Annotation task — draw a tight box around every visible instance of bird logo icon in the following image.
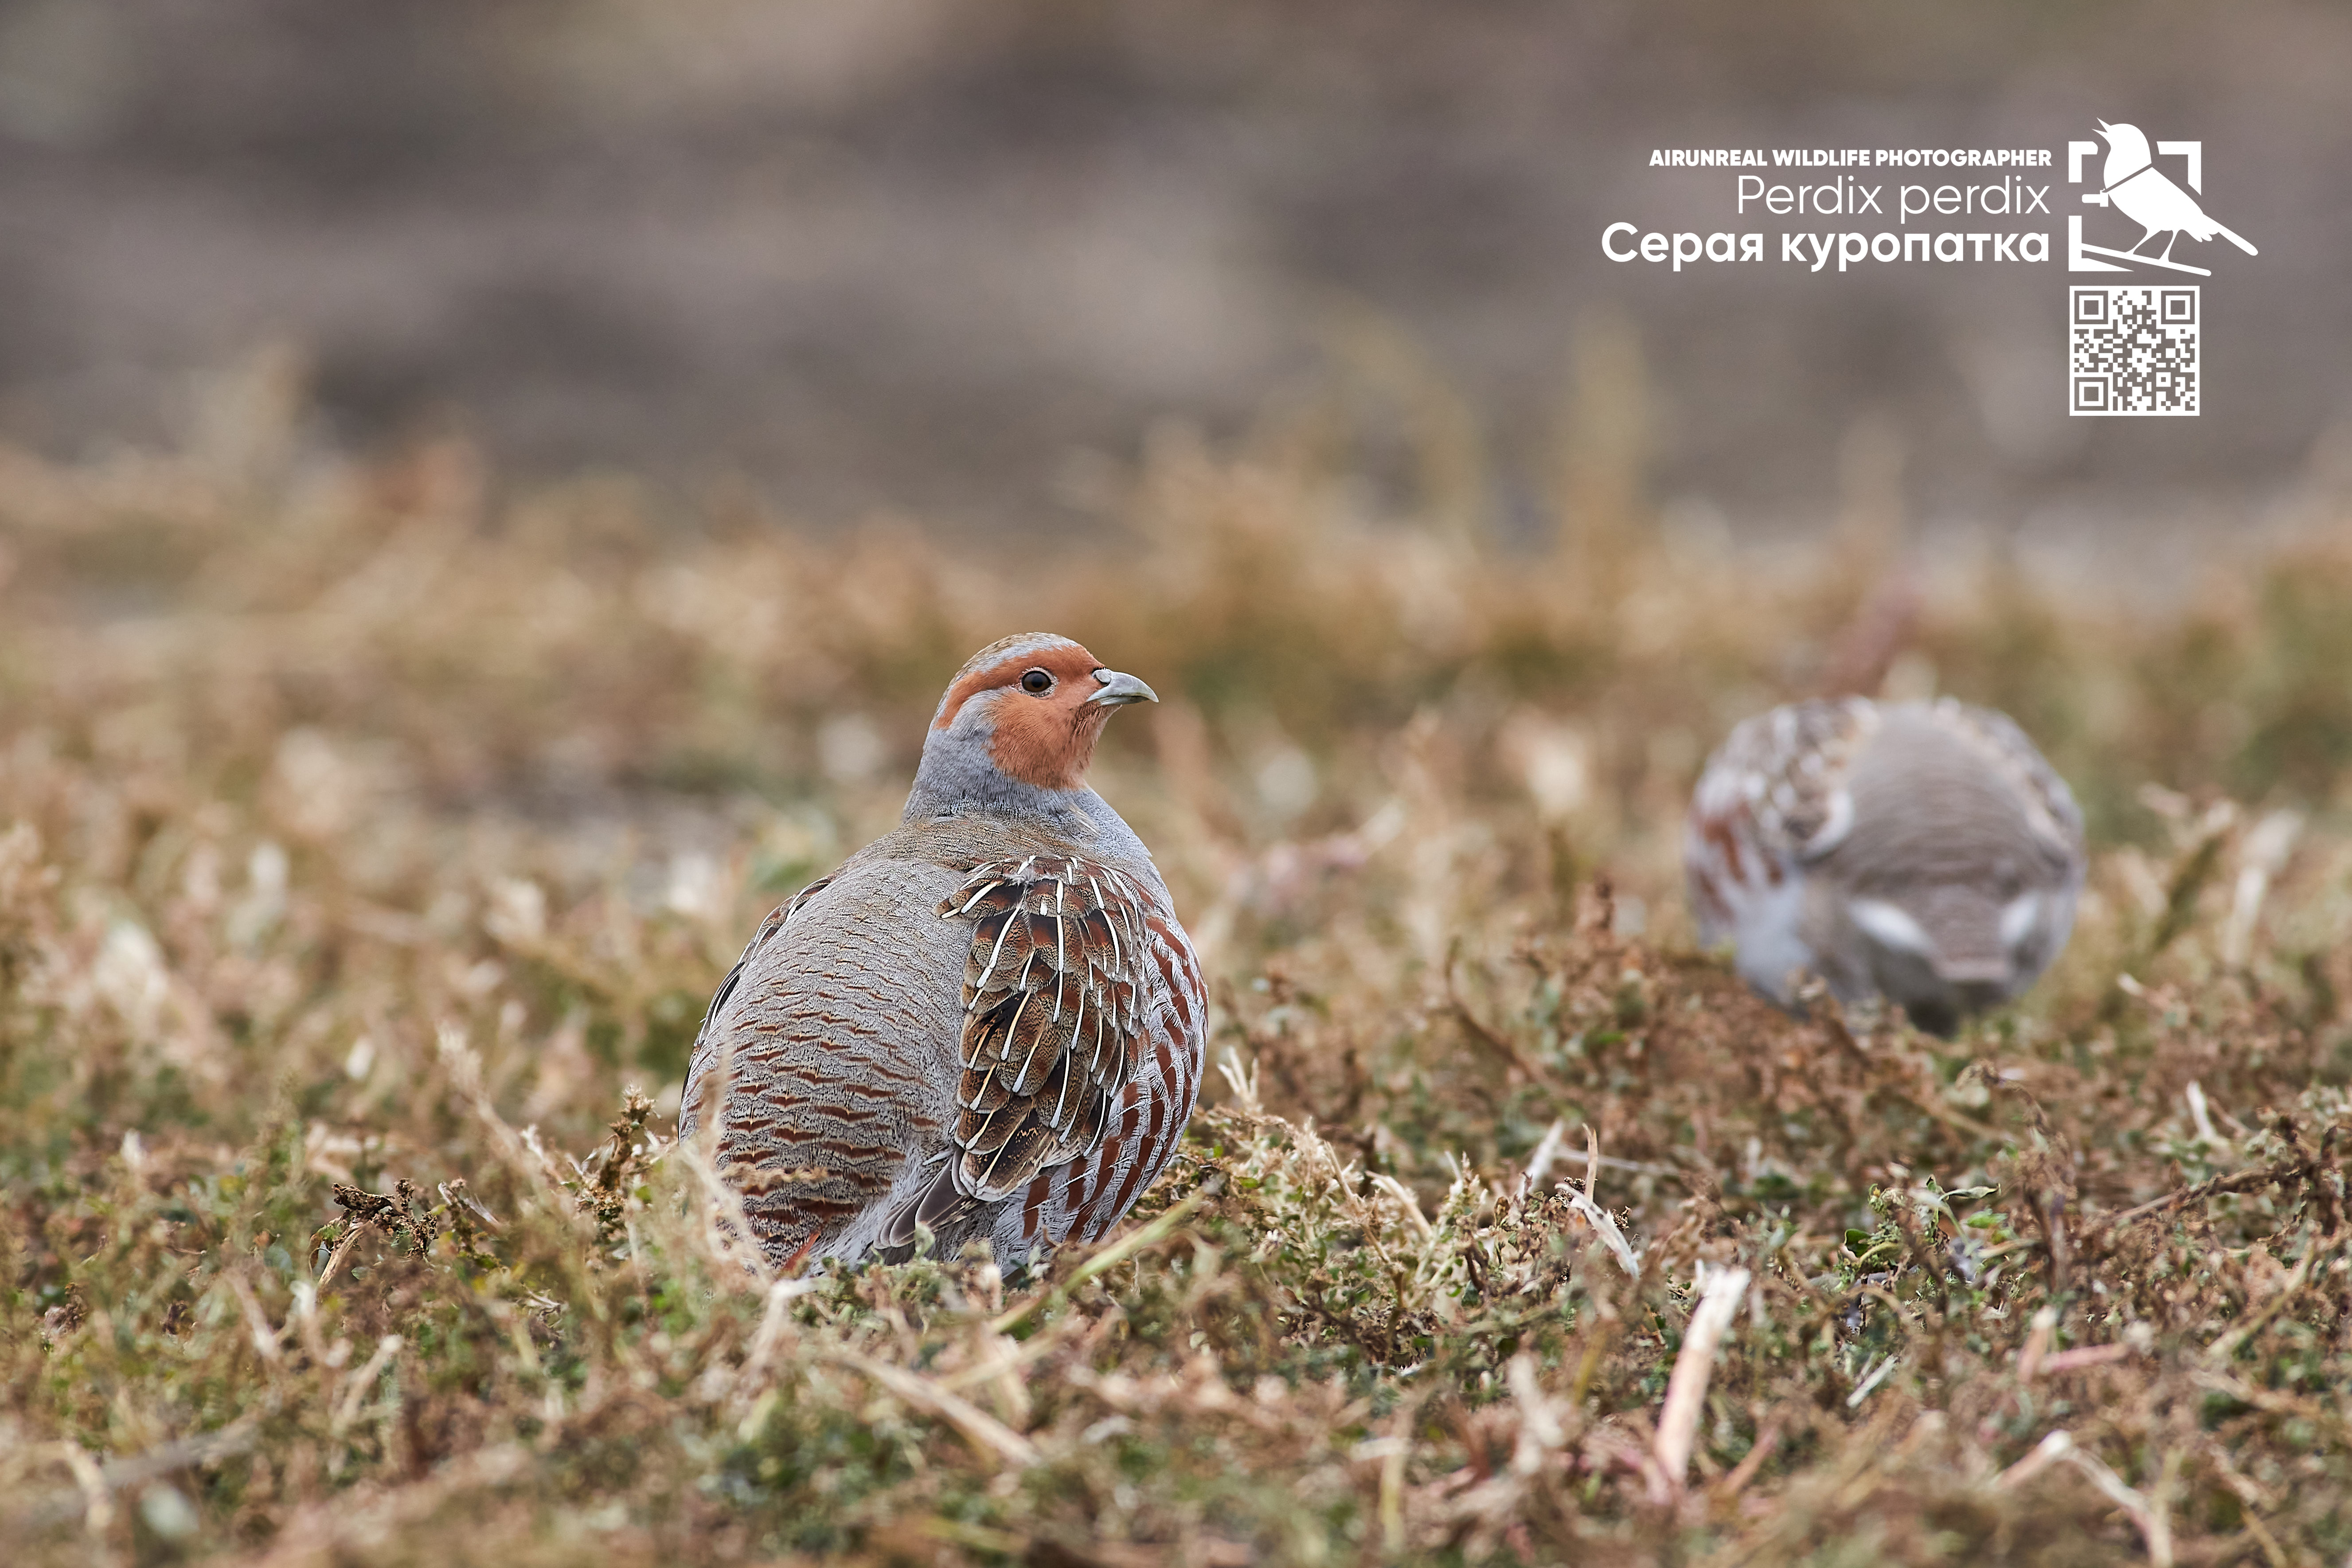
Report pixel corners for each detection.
[2068,121,2256,276]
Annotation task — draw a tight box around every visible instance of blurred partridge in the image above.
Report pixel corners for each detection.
[1684,696,2085,1035]
[680,634,1206,1272]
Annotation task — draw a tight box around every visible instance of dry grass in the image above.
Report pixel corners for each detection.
[4,357,2352,1565]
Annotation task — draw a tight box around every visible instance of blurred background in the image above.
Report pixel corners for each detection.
[7,13,2352,1554]
[0,0,2348,563]
[0,0,2348,1150]
[4,18,2352,1556]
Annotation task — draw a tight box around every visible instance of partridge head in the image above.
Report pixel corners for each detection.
[680,633,1206,1274]
[1685,696,2085,1035]
[906,633,1162,820]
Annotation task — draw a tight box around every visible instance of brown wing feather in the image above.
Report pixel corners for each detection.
[939,854,1153,1203]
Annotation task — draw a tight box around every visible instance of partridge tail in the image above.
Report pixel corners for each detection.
[2216,223,2257,255]
[876,1156,981,1260]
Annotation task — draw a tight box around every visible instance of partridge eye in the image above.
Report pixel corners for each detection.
[1020,668,1053,695]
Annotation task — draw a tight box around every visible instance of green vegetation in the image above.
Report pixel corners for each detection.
[4,368,2352,1564]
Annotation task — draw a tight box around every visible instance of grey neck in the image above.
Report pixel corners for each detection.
[900,738,1148,863]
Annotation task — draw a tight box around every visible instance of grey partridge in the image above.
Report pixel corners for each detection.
[680,634,1207,1272]
[1684,696,2085,1035]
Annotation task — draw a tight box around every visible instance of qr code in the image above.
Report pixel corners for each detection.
[2070,287,2198,416]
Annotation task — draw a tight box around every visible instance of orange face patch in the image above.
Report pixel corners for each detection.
[935,638,1122,791]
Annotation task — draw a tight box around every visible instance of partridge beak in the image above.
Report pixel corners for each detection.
[1085,669,1158,708]
[2095,120,2113,138]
